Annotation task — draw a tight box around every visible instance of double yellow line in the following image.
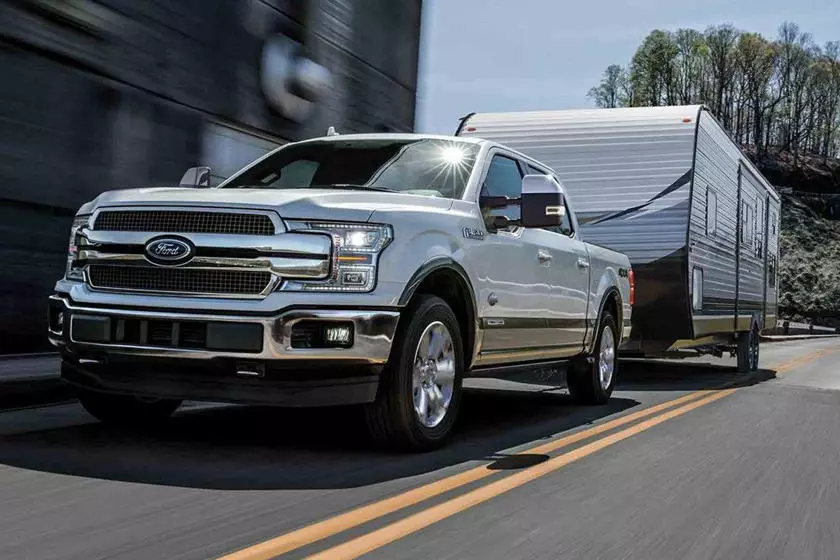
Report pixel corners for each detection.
[219,349,831,560]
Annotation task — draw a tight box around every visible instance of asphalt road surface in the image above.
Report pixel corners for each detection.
[1,338,839,560]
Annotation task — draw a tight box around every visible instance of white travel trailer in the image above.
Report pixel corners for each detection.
[456,105,781,372]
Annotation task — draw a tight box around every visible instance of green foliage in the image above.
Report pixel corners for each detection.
[587,65,628,108]
[591,22,840,162]
[778,194,840,325]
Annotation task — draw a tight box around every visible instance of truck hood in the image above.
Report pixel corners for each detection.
[80,187,454,223]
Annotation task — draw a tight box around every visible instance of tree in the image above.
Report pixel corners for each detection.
[674,28,708,104]
[705,24,740,128]
[629,30,680,106]
[587,65,628,108]
[736,32,776,153]
[589,21,840,163]
[812,42,840,161]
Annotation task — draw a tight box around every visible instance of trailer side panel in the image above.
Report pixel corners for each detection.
[689,110,780,337]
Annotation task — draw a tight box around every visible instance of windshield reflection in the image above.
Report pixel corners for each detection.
[221,138,480,199]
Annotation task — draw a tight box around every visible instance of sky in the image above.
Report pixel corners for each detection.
[415,0,839,134]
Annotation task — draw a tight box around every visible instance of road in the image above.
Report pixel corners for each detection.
[0,337,838,560]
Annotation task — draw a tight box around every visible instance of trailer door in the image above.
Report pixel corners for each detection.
[736,164,767,331]
[764,202,780,328]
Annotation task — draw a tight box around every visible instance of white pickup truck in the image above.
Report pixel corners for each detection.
[48,132,634,450]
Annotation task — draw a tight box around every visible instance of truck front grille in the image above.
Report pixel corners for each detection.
[93,210,275,235]
[88,265,272,296]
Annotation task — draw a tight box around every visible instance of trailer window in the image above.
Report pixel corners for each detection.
[706,190,718,236]
[756,200,765,258]
[741,201,754,247]
[769,255,777,287]
[692,267,703,311]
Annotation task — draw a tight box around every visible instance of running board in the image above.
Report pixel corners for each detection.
[467,358,576,386]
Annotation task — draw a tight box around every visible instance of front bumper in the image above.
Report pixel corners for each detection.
[48,294,401,406]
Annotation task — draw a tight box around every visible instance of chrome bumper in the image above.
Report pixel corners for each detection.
[48,294,400,364]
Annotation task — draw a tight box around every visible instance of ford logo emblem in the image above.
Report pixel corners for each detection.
[144,237,194,266]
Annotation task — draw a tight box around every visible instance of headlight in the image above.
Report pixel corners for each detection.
[65,215,90,281]
[283,221,393,292]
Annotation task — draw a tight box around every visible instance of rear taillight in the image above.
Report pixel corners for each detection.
[628,269,635,306]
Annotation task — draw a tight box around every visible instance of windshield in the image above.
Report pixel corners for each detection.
[220,138,480,199]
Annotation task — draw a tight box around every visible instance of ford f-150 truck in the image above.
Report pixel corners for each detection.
[48,132,634,450]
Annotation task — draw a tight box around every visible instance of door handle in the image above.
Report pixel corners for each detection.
[537,250,552,264]
[577,258,589,269]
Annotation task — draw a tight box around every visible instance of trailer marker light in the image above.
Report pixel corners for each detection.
[682,118,692,123]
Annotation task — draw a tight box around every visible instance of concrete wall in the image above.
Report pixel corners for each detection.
[0,0,422,353]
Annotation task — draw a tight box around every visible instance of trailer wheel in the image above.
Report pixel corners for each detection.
[568,311,618,405]
[736,326,760,373]
[364,295,464,451]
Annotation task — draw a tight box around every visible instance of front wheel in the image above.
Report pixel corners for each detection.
[364,295,464,451]
[76,388,182,427]
[568,312,618,405]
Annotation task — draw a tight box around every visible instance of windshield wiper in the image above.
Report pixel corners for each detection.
[314,183,396,192]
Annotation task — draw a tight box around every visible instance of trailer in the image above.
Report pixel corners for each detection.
[456,105,781,372]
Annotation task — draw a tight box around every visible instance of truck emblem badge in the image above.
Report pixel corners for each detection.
[144,237,194,266]
[462,226,485,240]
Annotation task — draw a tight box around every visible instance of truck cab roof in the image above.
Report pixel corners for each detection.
[294,132,487,145]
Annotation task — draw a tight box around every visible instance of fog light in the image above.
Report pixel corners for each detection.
[48,301,66,334]
[325,324,353,347]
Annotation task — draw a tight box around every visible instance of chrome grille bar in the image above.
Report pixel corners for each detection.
[77,250,330,279]
[82,230,331,257]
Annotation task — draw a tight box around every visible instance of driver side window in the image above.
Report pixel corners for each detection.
[481,154,523,223]
[526,163,573,237]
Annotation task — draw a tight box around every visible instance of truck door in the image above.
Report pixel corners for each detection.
[524,164,590,355]
[465,151,557,363]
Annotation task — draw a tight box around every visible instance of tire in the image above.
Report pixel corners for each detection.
[76,388,182,427]
[364,294,464,451]
[737,326,760,373]
[568,311,618,405]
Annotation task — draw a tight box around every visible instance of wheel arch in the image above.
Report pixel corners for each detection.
[587,287,623,355]
[398,257,478,370]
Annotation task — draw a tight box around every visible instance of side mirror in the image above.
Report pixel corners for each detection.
[179,166,211,188]
[520,174,566,228]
